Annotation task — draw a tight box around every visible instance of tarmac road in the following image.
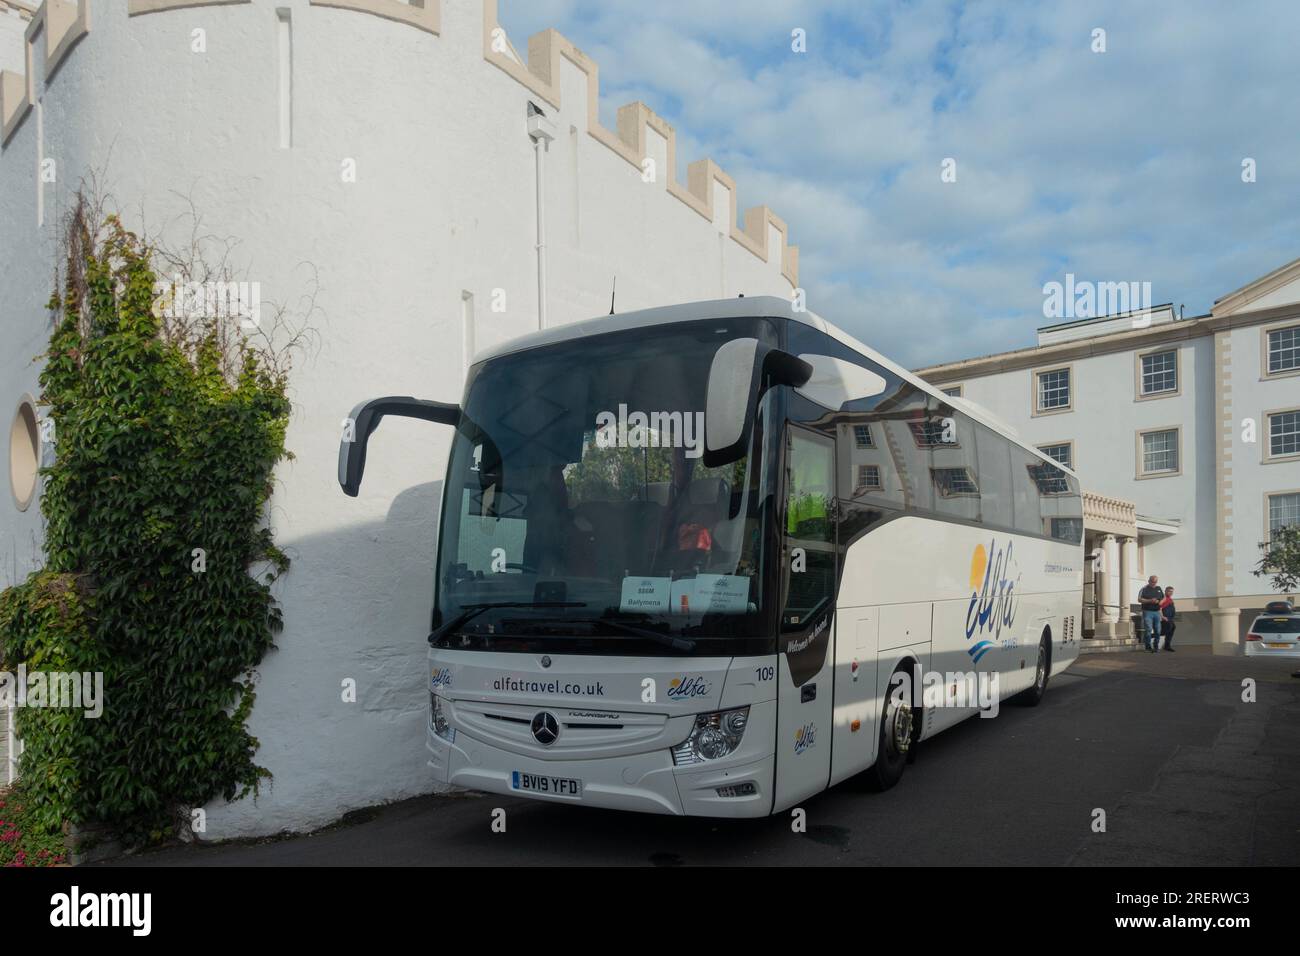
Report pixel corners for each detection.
[107,647,1300,866]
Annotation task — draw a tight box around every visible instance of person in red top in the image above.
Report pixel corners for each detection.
[659,446,714,573]
[1158,585,1177,652]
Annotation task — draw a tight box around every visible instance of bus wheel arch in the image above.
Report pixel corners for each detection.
[1013,626,1052,706]
[864,656,920,791]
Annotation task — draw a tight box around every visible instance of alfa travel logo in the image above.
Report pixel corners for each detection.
[964,539,1020,664]
[666,675,711,700]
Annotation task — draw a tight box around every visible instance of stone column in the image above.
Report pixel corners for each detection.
[1211,607,1241,657]
[1082,535,1096,632]
[1096,534,1116,626]
[1119,537,1137,638]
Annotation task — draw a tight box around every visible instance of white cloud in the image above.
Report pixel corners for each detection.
[498,0,1300,368]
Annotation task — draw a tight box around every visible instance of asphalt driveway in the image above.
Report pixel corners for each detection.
[106,647,1300,866]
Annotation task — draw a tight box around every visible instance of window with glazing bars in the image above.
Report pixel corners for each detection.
[1268,326,1300,374]
[1141,350,1177,394]
[1037,442,1073,469]
[856,464,881,490]
[932,467,978,496]
[909,419,952,447]
[1028,461,1070,495]
[1269,410,1300,457]
[1142,429,1178,474]
[1037,368,1070,410]
[1269,492,1300,536]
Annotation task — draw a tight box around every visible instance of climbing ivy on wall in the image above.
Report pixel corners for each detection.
[0,195,293,845]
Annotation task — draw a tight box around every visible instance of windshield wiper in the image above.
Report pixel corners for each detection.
[429,601,587,645]
[506,616,697,653]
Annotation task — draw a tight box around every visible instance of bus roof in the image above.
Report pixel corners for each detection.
[473,296,1078,480]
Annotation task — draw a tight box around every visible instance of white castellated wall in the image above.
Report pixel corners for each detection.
[0,0,798,837]
[0,3,30,74]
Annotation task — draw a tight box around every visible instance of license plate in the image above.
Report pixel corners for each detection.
[512,771,582,797]
[1265,642,1291,649]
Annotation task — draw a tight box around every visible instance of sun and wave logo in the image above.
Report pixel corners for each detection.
[794,722,817,754]
[965,539,1021,664]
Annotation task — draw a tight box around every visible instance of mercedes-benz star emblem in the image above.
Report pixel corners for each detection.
[540,655,552,668]
[531,711,559,746]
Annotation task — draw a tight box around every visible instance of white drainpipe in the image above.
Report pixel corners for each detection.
[5,700,16,784]
[527,106,556,331]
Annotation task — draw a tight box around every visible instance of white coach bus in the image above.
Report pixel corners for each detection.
[339,297,1083,816]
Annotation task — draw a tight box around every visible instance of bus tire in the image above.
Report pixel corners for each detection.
[864,663,915,791]
[1013,632,1051,706]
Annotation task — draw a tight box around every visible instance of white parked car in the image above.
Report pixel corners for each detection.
[1244,601,1300,658]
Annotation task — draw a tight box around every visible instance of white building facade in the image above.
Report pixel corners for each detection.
[917,262,1300,653]
[0,0,797,836]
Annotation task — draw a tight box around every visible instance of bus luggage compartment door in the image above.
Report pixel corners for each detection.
[829,610,879,787]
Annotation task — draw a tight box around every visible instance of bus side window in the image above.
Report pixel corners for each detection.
[783,428,836,629]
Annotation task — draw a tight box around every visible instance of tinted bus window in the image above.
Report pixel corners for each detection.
[975,424,1014,530]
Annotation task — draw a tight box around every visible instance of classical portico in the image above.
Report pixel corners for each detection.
[1083,492,1141,644]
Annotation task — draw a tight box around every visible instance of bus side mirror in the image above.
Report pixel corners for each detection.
[704,339,811,467]
[339,396,460,497]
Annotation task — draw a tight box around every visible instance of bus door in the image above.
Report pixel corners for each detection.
[773,425,837,809]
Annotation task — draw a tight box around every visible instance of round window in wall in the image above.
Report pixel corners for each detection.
[9,398,39,512]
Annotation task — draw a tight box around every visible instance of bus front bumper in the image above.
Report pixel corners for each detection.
[426,725,775,818]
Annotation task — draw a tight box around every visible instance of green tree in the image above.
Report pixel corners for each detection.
[1255,524,1300,593]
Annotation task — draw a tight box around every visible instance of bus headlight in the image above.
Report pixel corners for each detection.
[671,707,750,765]
[431,693,455,743]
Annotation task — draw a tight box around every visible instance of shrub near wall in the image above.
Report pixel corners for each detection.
[0,571,99,836]
[0,782,69,866]
[0,202,292,846]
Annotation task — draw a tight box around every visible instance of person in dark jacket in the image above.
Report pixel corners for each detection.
[1159,586,1176,651]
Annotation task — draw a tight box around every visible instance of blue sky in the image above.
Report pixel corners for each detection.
[497,0,1300,369]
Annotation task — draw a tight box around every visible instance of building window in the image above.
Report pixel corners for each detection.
[1139,427,1180,477]
[1050,517,1083,544]
[1268,409,1300,459]
[9,398,40,512]
[932,467,978,497]
[855,464,881,493]
[1036,442,1073,470]
[1028,461,1070,495]
[941,385,963,398]
[1035,367,1071,413]
[853,424,874,449]
[1267,325,1300,375]
[1139,349,1178,396]
[1269,492,1300,538]
[908,419,954,447]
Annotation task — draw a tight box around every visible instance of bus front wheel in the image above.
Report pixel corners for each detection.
[864,664,914,791]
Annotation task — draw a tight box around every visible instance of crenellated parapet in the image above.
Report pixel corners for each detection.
[1,0,88,145]
[481,1,797,285]
[2,0,798,284]
[0,1,35,21]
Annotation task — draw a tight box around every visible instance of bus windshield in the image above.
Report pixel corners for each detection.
[432,318,782,656]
